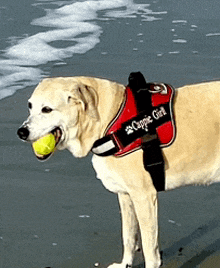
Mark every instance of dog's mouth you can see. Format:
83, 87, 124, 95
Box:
32, 127, 63, 161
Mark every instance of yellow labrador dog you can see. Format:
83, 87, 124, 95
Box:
17, 76, 220, 268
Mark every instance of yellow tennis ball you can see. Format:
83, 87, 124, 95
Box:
32, 133, 56, 155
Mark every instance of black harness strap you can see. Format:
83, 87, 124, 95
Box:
128, 72, 165, 191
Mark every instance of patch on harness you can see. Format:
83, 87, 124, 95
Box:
92, 83, 176, 157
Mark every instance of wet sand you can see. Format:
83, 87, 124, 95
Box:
1, 0, 220, 267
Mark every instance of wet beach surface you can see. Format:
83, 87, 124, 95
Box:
1, 0, 220, 267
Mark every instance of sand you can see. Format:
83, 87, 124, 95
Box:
1, 0, 220, 266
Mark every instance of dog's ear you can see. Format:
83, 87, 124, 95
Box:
69, 84, 99, 120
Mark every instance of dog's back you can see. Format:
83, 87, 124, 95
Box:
165, 81, 220, 189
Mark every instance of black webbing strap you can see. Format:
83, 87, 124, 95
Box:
128, 72, 165, 192
142, 137, 165, 192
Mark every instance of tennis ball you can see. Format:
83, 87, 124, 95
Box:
32, 133, 56, 155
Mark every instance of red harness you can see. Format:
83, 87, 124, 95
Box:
104, 84, 176, 157
91, 79, 175, 192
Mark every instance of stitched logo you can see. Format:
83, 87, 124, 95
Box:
125, 115, 153, 135
125, 125, 134, 135
125, 106, 167, 135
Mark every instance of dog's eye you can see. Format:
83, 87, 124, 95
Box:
42, 106, 53, 113
28, 102, 32, 109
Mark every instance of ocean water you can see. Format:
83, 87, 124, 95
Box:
0, 0, 163, 99
1, 0, 220, 100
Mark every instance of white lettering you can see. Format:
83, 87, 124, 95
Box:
125, 107, 168, 135
152, 106, 167, 120
132, 121, 138, 131
130, 116, 153, 132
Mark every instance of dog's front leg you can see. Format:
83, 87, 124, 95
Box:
108, 192, 139, 268
130, 190, 161, 268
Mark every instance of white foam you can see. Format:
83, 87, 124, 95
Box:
0, 0, 166, 100
206, 33, 220, 37
172, 39, 187, 43
172, 20, 187, 24
168, 51, 180, 54
79, 215, 90, 218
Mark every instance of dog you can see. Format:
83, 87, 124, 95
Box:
17, 76, 220, 268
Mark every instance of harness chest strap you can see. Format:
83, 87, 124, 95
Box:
92, 102, 171, 156
92, 83, 175, 157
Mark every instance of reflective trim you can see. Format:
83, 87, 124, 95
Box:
92, 139, 115, 155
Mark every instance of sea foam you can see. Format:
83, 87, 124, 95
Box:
0, 0, 162, 100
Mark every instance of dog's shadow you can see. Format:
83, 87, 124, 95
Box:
133, 264, 144, 268
133, 264, 145, 268
179, 238, 220, 268
131, 218, 220, 267
159, 218, 220, 267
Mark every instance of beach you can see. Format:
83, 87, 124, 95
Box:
1, 0, 220, 267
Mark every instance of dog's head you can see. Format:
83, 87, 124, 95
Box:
17, 77, 100, 160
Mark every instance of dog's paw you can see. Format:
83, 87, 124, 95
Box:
107, 263, 131, 268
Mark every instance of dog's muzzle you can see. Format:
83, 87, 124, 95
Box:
17, 126, 30, 141
17, 125, 64, 161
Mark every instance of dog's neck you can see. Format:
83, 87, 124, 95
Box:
69, 77, 126, 158
85, 79, 126, 156
96, 82, 126, 137
76, 76, 126, 137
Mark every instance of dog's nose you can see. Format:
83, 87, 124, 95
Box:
17, 127, 30, 140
